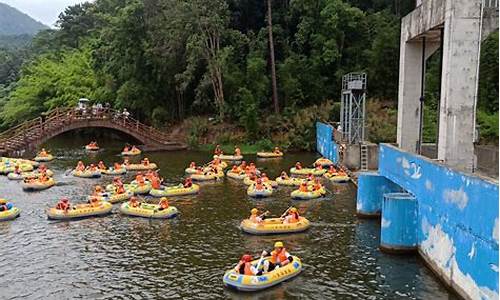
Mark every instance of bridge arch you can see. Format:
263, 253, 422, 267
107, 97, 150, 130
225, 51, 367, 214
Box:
0, 107, 186, 155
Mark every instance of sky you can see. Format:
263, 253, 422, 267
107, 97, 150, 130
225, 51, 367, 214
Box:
2, 0, 89, 27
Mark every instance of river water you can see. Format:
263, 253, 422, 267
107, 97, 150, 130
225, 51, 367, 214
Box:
0, 131, 454, 299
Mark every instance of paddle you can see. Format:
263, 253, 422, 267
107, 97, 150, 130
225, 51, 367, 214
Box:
280, 207, 292, 219
257, 211, 270, 219
255, 253, 266, 273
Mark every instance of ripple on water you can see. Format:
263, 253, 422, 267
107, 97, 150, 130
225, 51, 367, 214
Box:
0, 144, 453, 299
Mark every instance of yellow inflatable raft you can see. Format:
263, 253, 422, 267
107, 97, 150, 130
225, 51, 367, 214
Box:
326, 174, 350, 183
289, 167, 326, 176
47, 201, 112, 220
223, 256, 303, 291
190, 171, 224, 181
185, 167, 198, 174
256, 152, 283, 158
89, 191, 134, 204
34, 154, 54, 162
243, 177, 278, 188
125, 163, 158, 171
275, 177, 304, 186
0, 163, 34, 174
85, 145, 99, 151
240, 217, 310, 235
213, 154, 243, 161
101, 168, 127, 175
290, 187, 326, 200
121, 149, 141, 156
7, 170, 54, 180
314, 157, 334, 167
72, 169, 102, 178
0, 200, 20, 221
125, 182, 152, 195
21, 178, 55, 191
150, 184, 200, 197
119, 202, 178, 219
247, 184, 273, 198
226, 171, 247, 180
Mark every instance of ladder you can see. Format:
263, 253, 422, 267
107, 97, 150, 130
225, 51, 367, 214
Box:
360, 143, 368, 171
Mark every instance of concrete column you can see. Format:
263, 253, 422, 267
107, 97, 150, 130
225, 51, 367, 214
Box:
397, 38, 440, 153
356, 172, 403, 217
380, 193, 417, 253
437, 1, 482, 172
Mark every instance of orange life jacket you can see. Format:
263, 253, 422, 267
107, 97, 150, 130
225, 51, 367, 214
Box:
271, 248, 288, 264
243, 262, 254, 275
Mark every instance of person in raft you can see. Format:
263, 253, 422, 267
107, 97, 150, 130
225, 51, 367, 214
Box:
158, 197, 169, 210
234, 146, 241, 156
55, 198, 71, 211
123, 145, 130, 152
279, 171, 289, 179
0, 199, 13, 212
261, 241, 293, 273
141, 158, 150, 166
248, 208, 268, 223
98, 161, 107, 170
76, 161, 85, 171
234, 254, 260, 276
129, 196, 140, 208
214, 144, 223, 156
39, 148, 49, 157
183, 178, 193, 188
273, 146, 281, 154
282, 207, 300, 224
295, 162, 302, 170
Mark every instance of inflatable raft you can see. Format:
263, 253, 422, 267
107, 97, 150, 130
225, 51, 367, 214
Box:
226, 171, 247, 180
47, 202, 112, 220
289, 167, 326, 176
150, 184, 200, 197
121, 149, 141, 156
326, 174, 350, 183
125, 163, 158, 171
275, 177, 304, 186
124, 182, 152, 195
119, 202, 178, 219
101, 168, 127, 175
243, 177, 278, 188
7, 170, 54, 180
223, 256, 302, 291
240, 217, 310, 235
72, 170, 102, 178
0, 201, 20, 221
21, 178, 55, 191
247, 184, 273, 198
290, 187, 326, 200
213, 154, 243, 161
0, 163, 34, 174
89, 191, 134, 204
256, 152, 283, 158
314, 157, 334, 167
34, 154, 54, 162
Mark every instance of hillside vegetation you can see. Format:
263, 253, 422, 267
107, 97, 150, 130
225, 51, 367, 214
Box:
0, 0, 497, 149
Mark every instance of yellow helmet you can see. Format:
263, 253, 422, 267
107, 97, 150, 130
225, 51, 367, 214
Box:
160, 197, 168, 201
251, 208, 258, 214
274, 241, 284, 248
290, 207, 298, 213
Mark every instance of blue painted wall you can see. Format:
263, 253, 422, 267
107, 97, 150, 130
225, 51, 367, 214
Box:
316, 122, 338, 164
379, 144, 499, 299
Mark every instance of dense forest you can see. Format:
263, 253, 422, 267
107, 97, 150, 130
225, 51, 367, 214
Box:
0, 0, 497, 150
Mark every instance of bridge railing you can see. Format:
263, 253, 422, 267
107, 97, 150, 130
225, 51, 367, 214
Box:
0, 106, 177, 151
